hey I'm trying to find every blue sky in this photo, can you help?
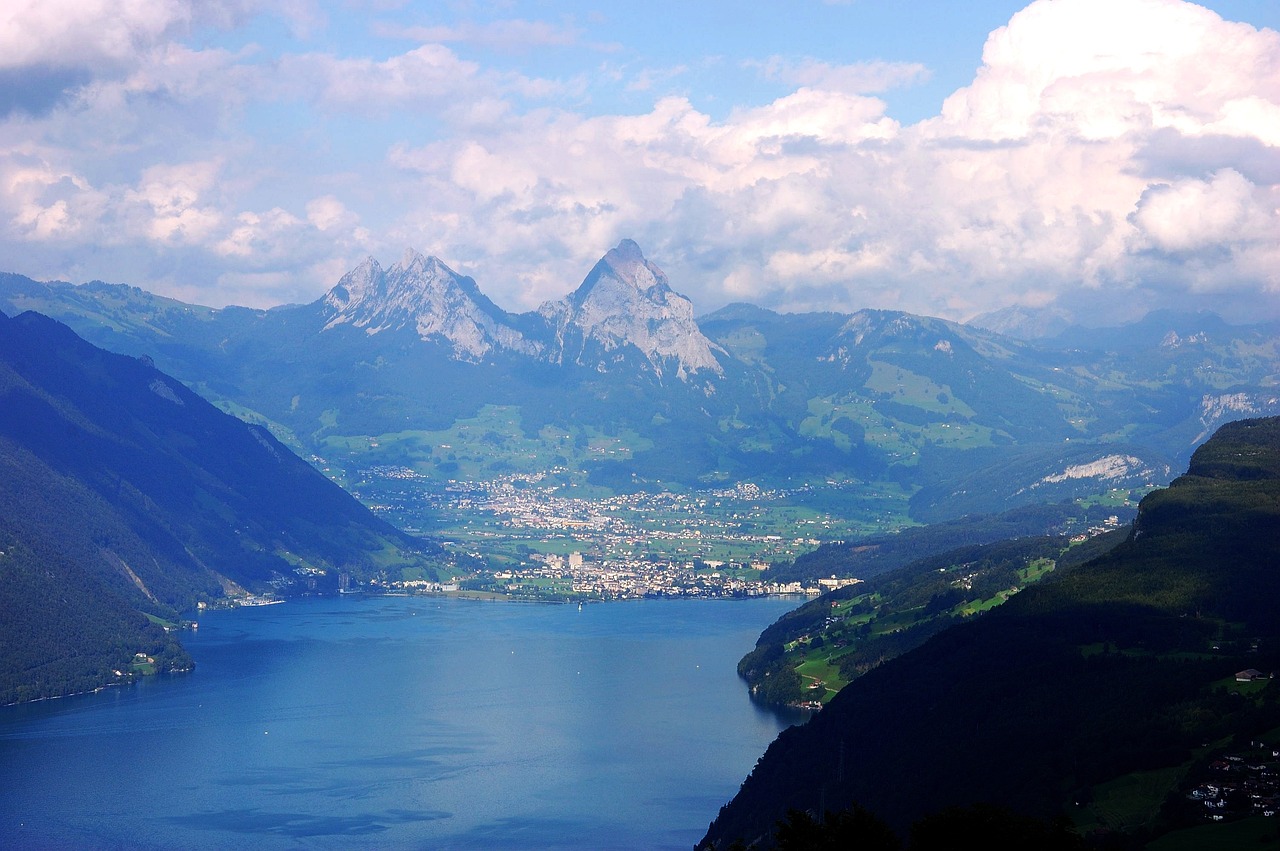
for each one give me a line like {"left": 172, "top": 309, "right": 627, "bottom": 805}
{"left": 2, "top": 0, "right": 1278, "bottom": 326}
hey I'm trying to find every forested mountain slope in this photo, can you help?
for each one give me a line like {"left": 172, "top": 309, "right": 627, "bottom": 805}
{"left": 700, "top": 417, "right": 1280, "bottom": 848}
{"left": 0, "top": 310, "right": 441, "bottom": 704}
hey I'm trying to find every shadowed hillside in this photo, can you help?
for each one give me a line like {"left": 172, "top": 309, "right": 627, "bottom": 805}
{"left": 0, "top": 310, "right": 443, "bottom": 704}
{"left": 700, "top": 417, "right": 1280, "bottom": 849}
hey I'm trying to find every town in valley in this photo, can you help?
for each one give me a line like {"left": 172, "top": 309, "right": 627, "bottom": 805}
{"left": 349, "top": 465, "right": 893, "bottom": 601}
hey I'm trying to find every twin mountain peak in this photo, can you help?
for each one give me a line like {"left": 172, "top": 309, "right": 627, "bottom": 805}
{"left": 322, "top": 239, "right": 722, "bottom": 381}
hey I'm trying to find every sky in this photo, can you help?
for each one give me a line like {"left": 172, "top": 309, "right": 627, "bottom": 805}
{"left": 2, "top": 0, "right": 1278, "bottom": 326}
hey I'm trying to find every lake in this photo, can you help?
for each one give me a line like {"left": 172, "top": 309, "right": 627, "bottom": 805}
{"left": 0, "top": 595, "right": 804, "bottom": 850}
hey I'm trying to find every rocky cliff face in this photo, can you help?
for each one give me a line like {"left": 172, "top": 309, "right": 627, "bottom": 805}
{"left": 321, "top": 249, "right": 541, "bottom": 361}
{"left": 537, "top": 239, "right": 723, "bottom": 380}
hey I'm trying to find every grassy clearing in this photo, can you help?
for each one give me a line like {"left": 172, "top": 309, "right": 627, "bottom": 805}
{"left": 1019, "top": 558, "right": 1056, "bottom": 583}
{"left": 1074, "top": 764, "right": 1189, "bottom": 834}
{"left": 1080, "top": 487, "right": 1150, "bottom": 509}
{"left": 795, "top": 656, "right": 844, "bottom": 703}
{"left": 917, "top": 420, "right": 995, "bottom": 450}
{"left": 143, "top": 612, "right": 179, "bottom": 630}
{"left": 864, "top": 360, "right": 975, "bottom": 417}
{"left": 957, "top": 589, "right": 1020, "bottom": 616}
{"left": 129, "top": 653, "right": 157, "bottom": 676}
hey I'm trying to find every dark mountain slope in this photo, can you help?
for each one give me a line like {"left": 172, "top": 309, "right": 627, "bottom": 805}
{"left": 0, "top": 310, "right": 442, "bottom": 704}
{"left": 739, "top": 529, "right": 1130, "bottom": 709}
{"left": 700, "top": 417, "right": 1280, "bottom": 848}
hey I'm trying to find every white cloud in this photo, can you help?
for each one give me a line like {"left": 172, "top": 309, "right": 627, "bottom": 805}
{"left": 0, "top": 0, "right": 279, "bottom": 73}
{"left": 0, "top": 0, "right": 1277, "bottom": 325}
{"left": 217, "top": 207, "right": 303, "bottom": 257}
{"left": 280, "top": 44, "right": 484, "bottom": 111}
{"left": 0, "top": 0, "right": 194, "bottom": 70}
{"left": 123, "top": 160, "right": 225, "bottom": 243}
{"left": 1131, "top": 169, "right": 1271, "bottom": 253}
{"left": 305, "top": 195, "right": 355, "bottom": 231}
{"left": 932, "top": 0, "right": 1280, "bottom": 143}
{"left": 754, "top": 57, "right": 930, "bottom": 94}
{"left": 275, "top": 43, "right": 562, "bottom": 118}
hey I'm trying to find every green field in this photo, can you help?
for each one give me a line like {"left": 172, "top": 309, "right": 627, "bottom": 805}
{"left": 1074, "top": 764, "right": 1189, "bottom": 834}
{"left": 315, "top": 404, "right": 655, "bottom": 484}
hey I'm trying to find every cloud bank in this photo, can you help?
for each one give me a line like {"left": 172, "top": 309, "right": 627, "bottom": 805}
{"left": 1, "top": 0, "right": 1277, "bottom": 326}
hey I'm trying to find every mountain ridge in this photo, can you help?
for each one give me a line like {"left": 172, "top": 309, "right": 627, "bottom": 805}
{"left": 1, "top": 249, "right": 1277, "bottom": 525}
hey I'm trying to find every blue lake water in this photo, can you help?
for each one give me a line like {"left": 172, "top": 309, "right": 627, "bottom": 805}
{"left": 0, "top": 595, "right": 804, "bottom": 850}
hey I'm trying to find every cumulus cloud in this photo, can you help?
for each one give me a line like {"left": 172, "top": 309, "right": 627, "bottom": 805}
{"left": 366, "top": 0, "right": 1280, "bottom": 321}
{"left": 123, "top": 160, "right": 225, "bottom": 243}
{"left": 1131, "top": 169, "right": 1270, "bottom": 253}
{"left": 932, "top": 0, "right": 1280, "bottom": 143}
{"left": 0, "top": 0, "right": 1277, "bottom": 323}
{"left": 0, "top": 0, "right": 194, "bottom": 70}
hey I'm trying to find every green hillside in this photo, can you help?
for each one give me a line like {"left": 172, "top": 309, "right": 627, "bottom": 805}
{"left": 739, "top": 528, "right": 1128, "bottom": 708}
{"left": 700, "top": 417, "right": 1280, "bottom": 849}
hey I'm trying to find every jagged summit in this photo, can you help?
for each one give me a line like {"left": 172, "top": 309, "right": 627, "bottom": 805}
{"left": 539, "top": 239, "right": 723, "bottom": 380}
{"left": 319, "top": 241, "right": 721, "bottom": 380}
{"left": 570, "top": 239, "right": 664, "bottom": 305}
{"left": 320, "top": 249, "right": 540, "bottom": 362}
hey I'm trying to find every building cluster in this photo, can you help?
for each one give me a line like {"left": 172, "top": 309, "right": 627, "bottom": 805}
{"left": 485, "top": 551, "right": 812, "bottom": 600}
{"left": 1068, "top": 514, "right": 1126, "bottom": 543}
{"left": 357, "top": 465, "right": 846, "bottom": 569}
{"left": 1187, "top": 742, "right": 1280, "bottom": 821}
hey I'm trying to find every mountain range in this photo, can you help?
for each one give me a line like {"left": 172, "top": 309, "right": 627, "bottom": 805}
{"left": 2, "top": 242, "right": 1277, "bottom": 528}
{"left": 0, "top": 309, "right": 442, "bottom": 704}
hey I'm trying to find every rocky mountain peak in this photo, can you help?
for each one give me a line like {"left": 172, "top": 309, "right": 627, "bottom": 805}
{"left": 322, "top": 256, "right": 384, "bottom": 313}
{"left": 320, "top": 250, "right": 540, "bottom": 362}
{"left": 399, "top": 247, "right": 430, "bottom": 272}
{"left": 316, "top": 241, "right": 720, "bottom": 379}
{"left": 540, "top": 240, "right": 722, "bottom": 380}
{"left": 570, "top": 238, "right": 671, "bottom": 306}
